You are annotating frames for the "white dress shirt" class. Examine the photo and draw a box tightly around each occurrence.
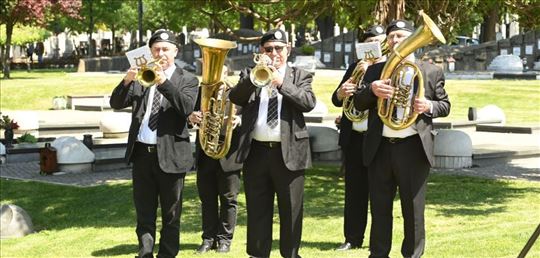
[251,66,286,142]
[137,64,176,144]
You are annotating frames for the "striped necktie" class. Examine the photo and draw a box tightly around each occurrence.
[266,87,278,129]
[148,89,161,131]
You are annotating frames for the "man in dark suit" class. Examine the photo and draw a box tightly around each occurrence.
[110,29,199,258]
[229,29,316,258]
[353,20,451,258]
[189,68,243,254]
[331,25,386,251]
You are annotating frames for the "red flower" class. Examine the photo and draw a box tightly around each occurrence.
[10,121,20,130]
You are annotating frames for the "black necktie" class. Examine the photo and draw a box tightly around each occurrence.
[266,88,278,129]
[148,89,161,131]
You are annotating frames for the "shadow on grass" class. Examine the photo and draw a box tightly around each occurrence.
[91,243,199,256]
[91,244,137,256]
[0,179,204,233]
[427,173,540,217]
[1,163,536,233]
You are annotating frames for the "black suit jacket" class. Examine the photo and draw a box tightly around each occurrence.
[110,67,199,173]
[353,61,450,166]
[331,60,362,149]
[229,66,316,171]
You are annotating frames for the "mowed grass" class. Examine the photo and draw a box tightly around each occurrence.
[1,69,539,125]
[1,167,540,257]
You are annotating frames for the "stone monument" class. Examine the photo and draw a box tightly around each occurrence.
[0,204,34,238]
[434,130,473,169]
[487,54,523,72]
[52,136,95,173]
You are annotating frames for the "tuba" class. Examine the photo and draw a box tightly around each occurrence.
[250,53,274,88]
[194,38,237,159]
[377,10,446,130]
[343,39,389,122]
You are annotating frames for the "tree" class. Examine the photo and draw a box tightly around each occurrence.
[506,0,540,31]
[0,0,81,79]
[375,0,406,26]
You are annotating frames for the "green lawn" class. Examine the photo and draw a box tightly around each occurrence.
[1,69,539,125]
[1,167,540,257]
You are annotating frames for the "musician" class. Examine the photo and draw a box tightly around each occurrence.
[331,25,386,251]
[354,20,450,258]
[229,29,316,258]
[110,29,199,258]
[190,67,242,254]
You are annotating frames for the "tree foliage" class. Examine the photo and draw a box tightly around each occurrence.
[0,24,51,45]
[1,0,81,79]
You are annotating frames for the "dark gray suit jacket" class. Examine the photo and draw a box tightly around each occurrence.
[229,66,316,171]
[110,67,199,173]
[353,61,451,167]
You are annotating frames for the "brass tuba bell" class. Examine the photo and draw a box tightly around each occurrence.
[377,10,446,130]
[194,38,237,159]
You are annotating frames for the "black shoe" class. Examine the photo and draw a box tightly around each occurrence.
[336,242,361,251]
[196,241,215,254]
[216,242,230,253]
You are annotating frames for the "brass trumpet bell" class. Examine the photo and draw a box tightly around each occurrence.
[250,54,273,88]
[136,57,165,87]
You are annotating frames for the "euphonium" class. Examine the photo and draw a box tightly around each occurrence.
[343,39,390,122]
[377,10,446,130]
[194,38,237,159]
[136,57,165,87]
[250,53,273,88]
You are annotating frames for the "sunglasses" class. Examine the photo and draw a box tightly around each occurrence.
[264,45,286,53]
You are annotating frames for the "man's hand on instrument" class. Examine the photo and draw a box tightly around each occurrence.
[123,67,138,86]
[371,79,394,99]
[188,111,202,126]
[268,65,283,88]
[337,78,356,101]
[413,97,432,114]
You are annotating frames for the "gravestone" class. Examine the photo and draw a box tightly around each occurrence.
[0,204,34,238]
[434,130,472,169]
[52,136,95,173]
[487,54,523,72]
[100,112,131,138]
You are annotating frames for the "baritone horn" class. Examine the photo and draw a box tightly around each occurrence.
[377,10,446,130]
[194,38,237,159]
[250,54,274,88]
[342,39,389,122]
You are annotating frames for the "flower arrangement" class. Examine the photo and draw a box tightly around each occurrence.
[0,114,19,130]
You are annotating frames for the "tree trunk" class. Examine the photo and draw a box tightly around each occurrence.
[316,15,334,40]
[111,24,116,55]
[2,22,13,79]
[240,13,254,30]
[88,0,95,57]
[480,4,499,43]
[376,0,405,26]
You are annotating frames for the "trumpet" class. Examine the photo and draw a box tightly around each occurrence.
[250,54,274,88]
[136,56,166,87]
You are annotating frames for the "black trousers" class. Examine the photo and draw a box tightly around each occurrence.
[342,131,369,246]
[243,141,304,258]
[368,135,430,258]
[132,142,185,258]
[196,153,241,245]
